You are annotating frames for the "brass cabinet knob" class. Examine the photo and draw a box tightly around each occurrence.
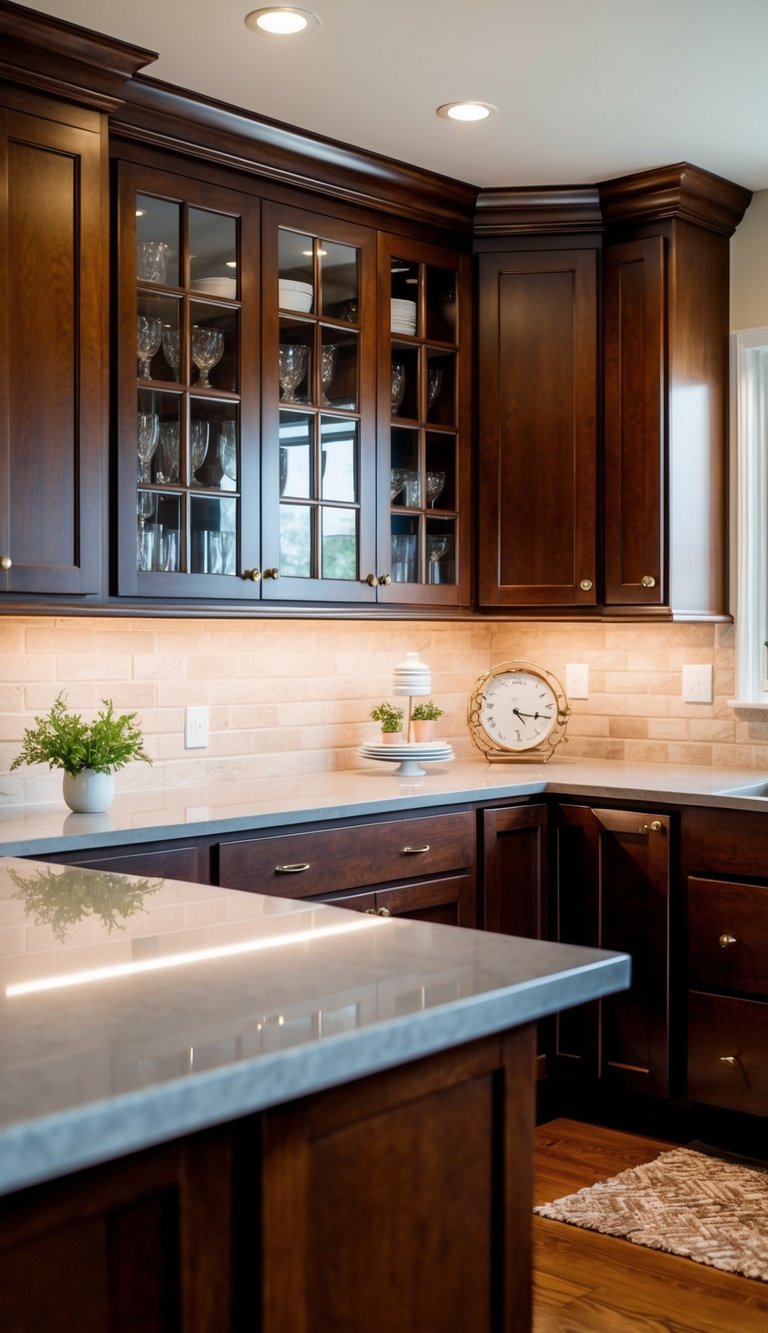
[365,573,377,587]
[0,555,11,571]
[242,568,261,582]
[377,906,391,917]
[719,933,737,949]
[639,820,663,834]
[402,845,430,854]
[641,575,656,588]
[378,573,392,586]
[263,567,280,580]
[579,578,593,591]
[275,862,310,874]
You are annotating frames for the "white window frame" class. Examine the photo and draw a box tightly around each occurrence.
[730,327,768,706]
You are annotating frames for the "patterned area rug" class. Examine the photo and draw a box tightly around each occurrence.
[534,1147,768,1282]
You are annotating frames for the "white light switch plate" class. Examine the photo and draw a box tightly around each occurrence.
[682,664,713,704]
[565,663,589,699]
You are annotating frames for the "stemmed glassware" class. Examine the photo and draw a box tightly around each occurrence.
[426,470,446,508]
[391,363,406,416]
[137,411,160,483]
[190,419,209,483]
[161,328,180,381]
[137,316,162,381]
[428,367,443,410]
[390,466,408,503]
[191,326,224,388]
[321,345,337,405]
[156,421,179,483]
[279,344,308,402]
[427,532,453,583]
[218,421,237,482]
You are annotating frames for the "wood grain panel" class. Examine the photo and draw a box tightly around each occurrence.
[688,876,768,994]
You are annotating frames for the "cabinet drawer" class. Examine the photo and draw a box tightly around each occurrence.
[688,991,768,1115]
[688,876,768,994]
[217,812,474,898]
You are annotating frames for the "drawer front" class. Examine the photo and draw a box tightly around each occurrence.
[217,812,474,898]
[688,991,768,1115]
[688,876,768,994]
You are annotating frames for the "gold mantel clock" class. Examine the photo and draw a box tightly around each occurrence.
[467,661,570,763]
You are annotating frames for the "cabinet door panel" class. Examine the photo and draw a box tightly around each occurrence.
[688,875,768,994]
[315,873,475,927]
[481,803,547,938]
[477,248,598,607]
[603,236,665,605]
[0,107,104,594]
[688,991,768,1116]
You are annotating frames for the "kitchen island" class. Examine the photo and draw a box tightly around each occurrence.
[0,856,629,1333]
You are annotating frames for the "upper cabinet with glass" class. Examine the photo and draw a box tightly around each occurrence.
[260,203,377,602]
[116,163,260,598]
[377,235,472,607]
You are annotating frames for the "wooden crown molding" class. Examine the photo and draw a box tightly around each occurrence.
[474,186,603,235]
[0,0,155,112]
[111,76,479,234]
[599,162,752,236]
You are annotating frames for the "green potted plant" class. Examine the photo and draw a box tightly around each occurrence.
[410,699,444,741]
[11,693,151,813]
[370,701,405,743]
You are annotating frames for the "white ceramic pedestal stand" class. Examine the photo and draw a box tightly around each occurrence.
[359,653,454,776]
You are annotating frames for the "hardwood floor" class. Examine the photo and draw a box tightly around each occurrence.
[533,1118,768,1332]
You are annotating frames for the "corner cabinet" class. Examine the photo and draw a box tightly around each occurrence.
[0,94,107,596]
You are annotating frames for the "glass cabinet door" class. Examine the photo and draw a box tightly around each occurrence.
[261,203,377,602]
[377,237,471,607]
[116,163,260,598]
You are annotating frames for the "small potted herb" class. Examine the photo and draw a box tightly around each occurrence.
[11,693,151,813]
[410,699,444,741]
[370,701,405,743]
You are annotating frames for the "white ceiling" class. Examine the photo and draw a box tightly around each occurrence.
[26,0,768,192]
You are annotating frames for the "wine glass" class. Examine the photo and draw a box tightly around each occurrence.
[426,470,446,508]
[428,367,443,410]
[191,326,224,388]
[161,328,180,380]
[157,420,179,483]
[391,363,406,416]
[390,466,408,503]
[218,421,237,482]
[279,344,308,402]
[137,315,162,381]
[426,533,453,584]
[137,411,159,482]
[190,419,209,482]
[321,345,337,405]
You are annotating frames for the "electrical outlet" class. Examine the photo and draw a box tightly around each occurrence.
[185,705,209,749]
[565,663,589,699]
[682,664,713,704]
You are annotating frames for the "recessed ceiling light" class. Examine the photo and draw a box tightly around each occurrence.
[436,101,497,122]
[245,7,321,36]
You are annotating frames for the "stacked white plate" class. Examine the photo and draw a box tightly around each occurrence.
[360,741,453,759]
[391,298,416,335]
[280,279,313,312]
[192,276,237,299]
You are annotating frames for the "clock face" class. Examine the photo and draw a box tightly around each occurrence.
[478,668,558,752]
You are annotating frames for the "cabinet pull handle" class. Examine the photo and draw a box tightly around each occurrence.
[639,820,663,834]
[377,906,391,917]
[365,573,378,587]
[242,568,261,582]
[719,933,738,949]
[402,844,430,854]
[275,862,310,874]
[378,573,392,586]
[720,1055,738,1066]
[263,567,280,580]
[641,575,656,588]
[579,578,593,591]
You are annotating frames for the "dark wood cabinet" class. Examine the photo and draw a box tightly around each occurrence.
[553,803,671,1095]
[476,243,599,608]
[38,841,205,882]
[480,802,548,938]
[681,807,768,1115]
[0,96,106,597]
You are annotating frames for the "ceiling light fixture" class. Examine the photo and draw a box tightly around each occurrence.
[436,101,497,122]
[245,7,321,36]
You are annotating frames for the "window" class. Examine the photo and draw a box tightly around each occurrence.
[730,327,768,705]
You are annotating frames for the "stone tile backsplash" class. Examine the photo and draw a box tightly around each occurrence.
[0,615,760,805]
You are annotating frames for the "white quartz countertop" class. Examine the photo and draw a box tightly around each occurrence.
[0,756,766,856]
[0,857,629,1198]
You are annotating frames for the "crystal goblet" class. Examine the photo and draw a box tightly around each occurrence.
[191,326,224,388]
[426,470,446,508]
[137,315,162,381]
[390,466,408,503]
[427,533,453,584]
[218,421,237,482]
[428,367,443,410]
[190,419,209,483]
[321,345,337,405]
[137,411,159,483]
[157,420,179,484]
[391,362,406,416]
[279,344,308,402]
[162,328,180,381]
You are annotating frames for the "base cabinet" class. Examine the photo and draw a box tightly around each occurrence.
[554,804,670,1095]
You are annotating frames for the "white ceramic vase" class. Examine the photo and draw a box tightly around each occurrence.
[62,769,115,814]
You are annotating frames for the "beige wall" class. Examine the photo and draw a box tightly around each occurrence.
[731,188,768,332]
[2,615,766,807]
